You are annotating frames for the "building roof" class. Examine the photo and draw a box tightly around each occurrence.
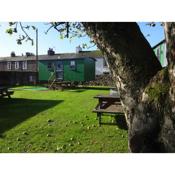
[152,39,166,49]
[0,50,103,62]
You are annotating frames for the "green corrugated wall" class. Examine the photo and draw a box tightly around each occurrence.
[63,59,84,81]
[39,61,55,81]
[39,58,95,82]
[84,58,95,81]
[153,43,165,67]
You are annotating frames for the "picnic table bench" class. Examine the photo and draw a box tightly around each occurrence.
[0,87,14,99]
[93,95,124,126]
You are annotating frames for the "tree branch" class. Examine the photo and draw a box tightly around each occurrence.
[19,22,32,40]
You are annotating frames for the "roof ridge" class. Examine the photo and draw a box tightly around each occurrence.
[0,50,103,61]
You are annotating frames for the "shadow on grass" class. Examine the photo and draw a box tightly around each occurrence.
[78,86,110,90]
[100,114,128,130]
[62,86,110,93]
[64,89,86,93]
[0,98,63,134]
[114,114,128,130]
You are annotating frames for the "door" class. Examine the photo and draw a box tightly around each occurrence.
[56,61,64,80]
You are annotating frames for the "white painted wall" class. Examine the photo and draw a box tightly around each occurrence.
[95,57,110,75]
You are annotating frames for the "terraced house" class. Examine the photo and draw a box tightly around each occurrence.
[0,48,109,86]
[0,52,37,85]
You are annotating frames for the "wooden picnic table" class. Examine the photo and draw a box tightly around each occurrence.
[0,87,14,99]
[93,94,124,126]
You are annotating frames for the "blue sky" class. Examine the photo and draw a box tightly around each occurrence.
[0,22,165,57]
[138,22,165,46]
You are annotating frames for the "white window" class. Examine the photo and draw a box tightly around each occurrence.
[70,60,76,70]
[22,61,27,70]
[15,61,19,69]
[7,62,11,70]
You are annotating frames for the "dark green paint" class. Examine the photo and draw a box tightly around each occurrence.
[63,59,84,81]
[39,58,95,82]
[39,61,56,81]
[153,42,165,67]
[84,58,95,81]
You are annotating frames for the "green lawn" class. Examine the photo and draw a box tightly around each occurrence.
[0,86,128,153]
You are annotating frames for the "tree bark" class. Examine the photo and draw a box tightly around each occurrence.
[158,22,175,152]
[83,22,175,152]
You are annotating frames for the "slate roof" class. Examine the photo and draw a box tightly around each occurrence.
[0,50,103,62]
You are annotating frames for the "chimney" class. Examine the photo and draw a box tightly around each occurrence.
[26,52,34,57]
[76,45,82,53]
[11,51,16,57]
[48,48,55,55]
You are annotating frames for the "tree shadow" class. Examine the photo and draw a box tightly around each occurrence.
[61,86,110,93]
[114,114,128,130]
[65,89,86,93]
[80,86,110,90]
[0,98,63,135]
[100,114,128,130]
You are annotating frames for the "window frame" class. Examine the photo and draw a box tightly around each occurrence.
[15,61,19,70]
[47,62,52,70]
[70,60,76,70]
[7,62,12,70]
[22,61,27,70]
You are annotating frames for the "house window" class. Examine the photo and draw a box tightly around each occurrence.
[48,62,52,69]
[7,62,11,70]
[70,60,76,70]
[57,62,63,70]
[103,58,107,67]
[15,61,19,69]
[58,64,61,69]
[22,61,27,70]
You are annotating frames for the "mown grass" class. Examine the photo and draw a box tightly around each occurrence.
[0,87,128,153]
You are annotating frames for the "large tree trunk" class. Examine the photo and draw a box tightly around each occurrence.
[83,22,175,152]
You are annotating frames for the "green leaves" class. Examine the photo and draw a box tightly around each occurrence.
[13,28,17,33]
[82,43,87,49]
[5,22,95,48]
[6,27,17,35]
[16,39,22,45]
[31,26,36,30]
[6,28,13,35]
[60,33,64,39]
[6,22,36,46]
[9,22,16,26]
[146,22,156,27]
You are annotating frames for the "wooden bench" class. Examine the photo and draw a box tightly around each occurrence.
[93,95,124,126]
[0,87,14,99]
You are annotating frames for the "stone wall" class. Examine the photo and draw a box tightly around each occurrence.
[83,73,115,86]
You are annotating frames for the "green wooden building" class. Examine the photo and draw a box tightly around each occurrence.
[153,39,167,67]
[38,56,95,83]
